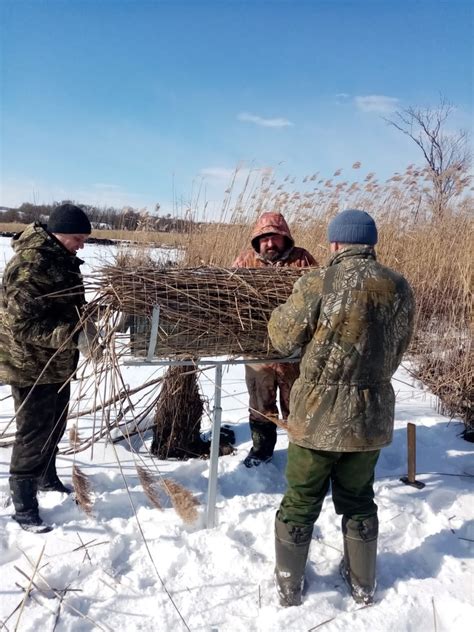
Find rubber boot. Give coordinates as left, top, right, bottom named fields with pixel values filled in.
left=38, top=459, right=72, bottom=494
left=9, top=477, right=52, bottom=533
left=243, top=420, right=277, bottom=467
left=341, top=515, right=378, bottom=604
left=274, top=513, right=313, bottom=607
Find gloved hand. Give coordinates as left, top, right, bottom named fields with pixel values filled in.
left=77, top=320, right=104, bottom=361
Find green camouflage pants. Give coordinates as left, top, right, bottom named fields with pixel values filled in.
left=279, top=442, right=380, bottom=527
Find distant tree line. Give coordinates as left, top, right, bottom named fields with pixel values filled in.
left=0, top=201, right=201, bottom=233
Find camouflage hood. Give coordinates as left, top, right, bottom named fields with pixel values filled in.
left=251, top=212, right=295, bottom=253
left=268, top=245, right=415, bottom=452
left=0, top=223, right=86, bottom=387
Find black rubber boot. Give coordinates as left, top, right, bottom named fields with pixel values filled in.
left=274, top=513, right=313, bottom=607
left=341, top=515, right=378, bottom=604
left=38, top=478, right=73, bottom=494
left=38, top=459, right=72, bottom=494
left=243, top=447, right=272, bottom=468
left=9, top=477, right=52, bottom=533
left=243, top=420, right=277, bottom=467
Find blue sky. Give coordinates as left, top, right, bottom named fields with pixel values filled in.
left=1, top=0, right=472, bottom=217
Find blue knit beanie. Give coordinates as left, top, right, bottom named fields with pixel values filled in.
left=327, top=209, right=378, bottom=245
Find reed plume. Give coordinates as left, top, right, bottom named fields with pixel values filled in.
left=160, top=478, right=199, bottom=525
left=136, top=465, right=163, bottom=510
left=72, top=465, right=94, bottom=517
left=69, top=424, right=81, bottom=449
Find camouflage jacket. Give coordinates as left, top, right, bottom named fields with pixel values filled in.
left=0, top=223, right=86, bottom=386
left=268, top=245, right=415, bottom=451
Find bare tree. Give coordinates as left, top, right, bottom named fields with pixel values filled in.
left=385, top=97, right=471, bottom=218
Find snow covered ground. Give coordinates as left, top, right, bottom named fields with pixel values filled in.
left=0, top=236, right=473, bottom=632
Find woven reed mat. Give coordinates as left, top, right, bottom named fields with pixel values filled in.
left=87, top=265, right=313, bottom=358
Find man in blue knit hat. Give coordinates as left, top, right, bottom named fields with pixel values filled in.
left=267, top=209, right=415, bottom=607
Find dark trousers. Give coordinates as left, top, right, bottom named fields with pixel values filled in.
left=245, top=363, right=299, bottom=456
left=10, top=382, right=70, bottom=481
left=279, top=443, right=380, bottom=527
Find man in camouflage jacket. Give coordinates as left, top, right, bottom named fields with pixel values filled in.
left=232, top=212, right=316, bottom=467
left=268, top=209, right=414, bottom=607
left=0, top=204, right=97, bottom=532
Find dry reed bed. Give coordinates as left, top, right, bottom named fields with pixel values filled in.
left=182, top=163, right=469, bottom=264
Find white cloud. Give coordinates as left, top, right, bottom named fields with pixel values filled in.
left=335, top=93, right=350, bottom=104
left=354, top=95, right=400, bottom=113
left=237, top=112, right=293, bottom=128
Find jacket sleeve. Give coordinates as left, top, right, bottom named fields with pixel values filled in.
left=268, top=272, right=322, bottom=356
left=395, top=280, right=416, bottom=357
left=290, top=248, right=317, bottom=268
left=4, top=261, right=78, bottom=349
left=231, top=251, right=250, bottom=267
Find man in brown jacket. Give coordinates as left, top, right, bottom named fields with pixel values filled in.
left=232, top=212, right=316, bottom=467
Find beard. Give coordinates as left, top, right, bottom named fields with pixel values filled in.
left=260, top=248, right=282, bottom=262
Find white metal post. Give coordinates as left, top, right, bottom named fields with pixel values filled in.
left=146, top=305, right=160, bottom=361
left=206, top=363, right=223, bottom=528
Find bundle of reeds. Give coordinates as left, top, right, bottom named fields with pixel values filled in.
left=87, top=265, right=311, bottom=357
left=151, top=365, right=204, bottom=459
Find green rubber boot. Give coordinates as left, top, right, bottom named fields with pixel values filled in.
left=274, top=513, right=313, bottom=607
left=340, top=515, right=378, bottom=604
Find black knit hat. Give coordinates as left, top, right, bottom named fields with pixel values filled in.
left=47, top=204, right=92, bottom=234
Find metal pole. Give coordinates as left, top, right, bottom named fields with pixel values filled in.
left=146, top=305, right=160, bottom=362
left=124, top=356, right=299, bottom=367
left=206, top=363, right=223, bottom=528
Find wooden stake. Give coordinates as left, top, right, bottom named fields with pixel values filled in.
left=407, top=422, right=416, bottom=483
left=400, top=422, right=425, bottom=489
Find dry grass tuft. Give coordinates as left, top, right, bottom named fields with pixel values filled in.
left=415, top=346, right=473, bottom=433
left=151, top=365, right=204, bottom=459
left=160, top=478, right=199, bottom=524
left=72, top=465, right=94, bottom=517
left=136, top=466, right=163, bottom=510
left=69, top=425, right=81, bottom=449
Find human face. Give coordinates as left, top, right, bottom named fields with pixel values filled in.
left=54, top=233, right=89, bottom=255
left=259, top=234, right=286, bottom=261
